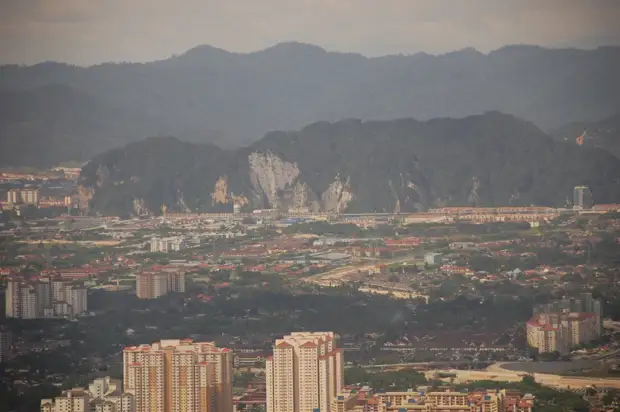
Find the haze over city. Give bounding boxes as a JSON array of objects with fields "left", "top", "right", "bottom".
[{"left": 3, "top": 1, "right": 620, "bottom": 412}]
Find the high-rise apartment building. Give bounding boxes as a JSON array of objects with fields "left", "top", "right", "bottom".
[
  {"left": 35, "top": 280, "right": 52, "bottom": 316},
  {"left": 136, "top": 273, "right": 169, "bottom": 299},
  {"left": 534, "top": 293, "right": 602, "bottom": 336},
  {"left": 150, "top": 236, "right": 185, "bottom": 253},
  {"left": 136, "top": 271, "right": 185, "bottom": 299},
  {"left": 123, "top": 339, "right": 233, "bottom": 412},
  {"left": 51, "top": 279, "right": 67, "bottom": 302},
  {"left": 6, "top": 280, "right": 38, "bottom": 319},
  {"left": 527, "top": 311, "right": 599, "bottom": 354},
  {"left": 266, "top": 332, "right": 343, "bottom": 412},
  {"left": 66, "top": 287, "right": 88, "bottom": 316},
  {"left": 166, "top": 271, "right": 186, "bottom": 293},
  {"left": 7, "top": 278, "right": 87, "bottom": 319},
  {"left": 573, "top": 186, "right": 593, "bottom": 210},
  {"left": 48, "top": 279, "right": 88, "bottom": 317}
]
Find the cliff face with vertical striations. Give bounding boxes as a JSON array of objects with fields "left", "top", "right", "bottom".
[{"left": 77, "top": 113, "right": 620, "bottom": 216}]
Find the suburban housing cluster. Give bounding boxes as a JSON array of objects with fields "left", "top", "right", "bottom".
[{"left": 40, "top": 332, "right": 535, "bottom": 412}]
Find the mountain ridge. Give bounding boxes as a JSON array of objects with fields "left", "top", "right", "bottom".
[
  {"left": 78, "top": 112, "right": 620, "bottom": 216},
  {"left": 2, "top": 42, "right": 620, "bottom": 168}
]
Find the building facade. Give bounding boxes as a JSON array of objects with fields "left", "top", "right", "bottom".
[
  {"left": 6, "top": 278, "right": 87, "bottom": 319},
  {"left": 150, "top": 237, "right": 185, "bottom": 253},
  {"left": 573, "top": 186, "right": 593, "bottom": 210},
  {"left": 166, "top": 271, "right": 186, "bottom": 293},
  {"left": 136, "top": 271, "right": 186, "bottom": 299},
  {"left": 41, "top": 377, "right": 134, "bottom": 412},
  {"left": 123, "top": 339, "right": 233, "bottom": 412},
  {"left": 266, "top": 332, "right": 344, "bottom": 412},
  {"left": 5, "top": 280, "right": 38, "bottom": 319},
  {"left": 0, "top": 329, "right": 11, "bottom": 363},
  {"left": 136, "top": 273, "right": 169, "bottom": 299},
  {"left": 334, "top": 389, "right": 533, "bottom": 412},
  {"left": 7, "top": 188, "right": 40, "bottom": 205},
  {"left": 527, "top": 311, "right": 599, "bottom": 354},
  {"left": 534, "top": 293, "right": 602, "bottom": 338}
]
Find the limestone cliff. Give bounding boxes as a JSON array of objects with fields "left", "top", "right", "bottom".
[
  {"left": 132, "top": 198, "right": 151, "bottom": 216},
  {"left": 248, "top": 151, "right": 301, "bottom": 209},
  {"left": 321, "top": 175, "right": 354, "bottom": 213},
  {"left": 211, "top": 176, "right": 249, "bottom": 207},
  {"left": 247, "top": 152, "right": 354, "bottom": 212}
]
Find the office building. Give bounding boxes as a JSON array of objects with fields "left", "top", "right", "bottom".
[
  {"left": 266, "top": 332, "right": 343, "bottom": 412},
  {"left": 573, "top": 186, "right": 593, "bottom": 210},
  {"left": 6, "top": 280, "right": 38, "bottom": 319},
  {"left": 41, "top": 377, "right": 134, "bottom": 412},
  {"left": 150, "top": 236, "right": 185, "bottom": 253},
  {"left": 123, "top": 339, "right": 233, "bottom": 412}
]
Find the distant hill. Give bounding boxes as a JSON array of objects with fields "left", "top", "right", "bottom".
[
  {"left": 79, "top": 112, "right": 620, "bottom": 216},
  {"left": 551, "top": 113, "right": 620, "bottom": 159},
  {"left": 2, "top": 43, "right": 620, "bottom": 167}
]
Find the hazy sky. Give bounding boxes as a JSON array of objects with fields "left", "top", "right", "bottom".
[{"left": 1, "top": 0, "right": 620, "bottom": 65}]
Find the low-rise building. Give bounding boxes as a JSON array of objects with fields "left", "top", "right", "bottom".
[
  {"left": 41, "top": 377, "right": 134, "bottom": 412},
  {"left": 424, "top": 253, "right": 442, "bottom": 266},
  {"left": 336, "top": 389, "right": 533, "bottom": 412}
]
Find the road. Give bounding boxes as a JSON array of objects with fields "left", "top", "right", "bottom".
[
  {"left": 303, "top": 254, "right": 420, "bottom": 285},
  {"left": 348, "top": 361, "right": 491, "bottom": 370}
]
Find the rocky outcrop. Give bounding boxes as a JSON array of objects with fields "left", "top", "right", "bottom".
[
  {"left": 95, "top": 164, "right": 111, "bottom": 188},
  {"left": 467, "top": 177, "right": 482, "bottom": 206},
  {"left": 321, "top": 175, "right": 354, "bottom": 213},
  {"left": 211, "top": 176, "right": 249, "bottom": 207},
  {"left": 245, "top": 152, "right": 355, "bottom": 212},
  {"left": 132, "top": 198, "right": 151, "bottom": 216},
  {"left": 248, "top": 151, "right": 301, "bottom": 209},
  {"left": 76, "top": 184, "right": 94, "bottom": 211}
]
